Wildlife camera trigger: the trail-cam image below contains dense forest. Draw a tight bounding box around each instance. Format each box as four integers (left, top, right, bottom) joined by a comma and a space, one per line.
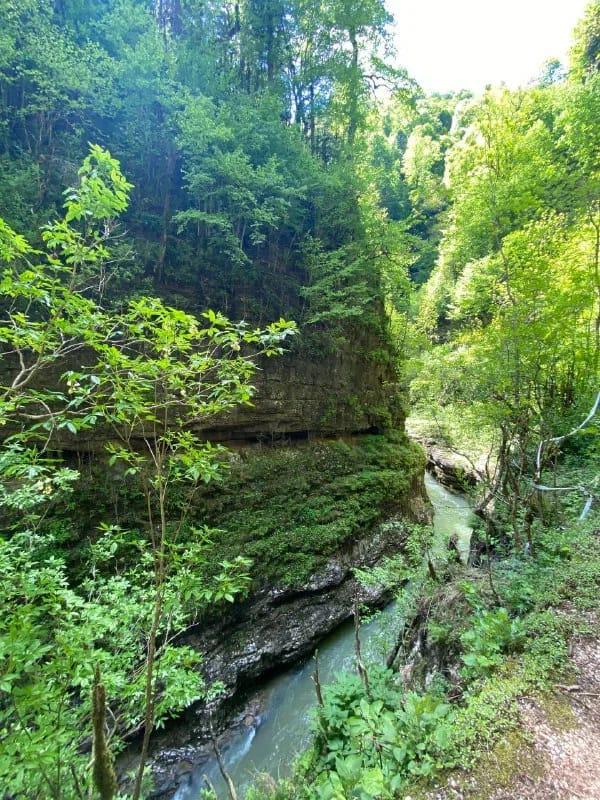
0, 1, 599, 799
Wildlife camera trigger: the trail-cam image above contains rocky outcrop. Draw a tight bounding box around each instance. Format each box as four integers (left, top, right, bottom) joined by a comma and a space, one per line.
422, 440, 479, 491
425, 442, 479, 492
396, 585, 467, 691
405, 422, 481, 492
189, 515, 427, 703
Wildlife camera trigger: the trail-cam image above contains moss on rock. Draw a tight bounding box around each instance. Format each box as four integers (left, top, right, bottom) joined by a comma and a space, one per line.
189, 430, 426, 588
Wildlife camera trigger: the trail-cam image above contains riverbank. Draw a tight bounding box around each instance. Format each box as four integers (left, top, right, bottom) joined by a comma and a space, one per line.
151, 471, 476, 799
422, 609, 600, 800
117, 431, 429, 796
185, 457, 599, 800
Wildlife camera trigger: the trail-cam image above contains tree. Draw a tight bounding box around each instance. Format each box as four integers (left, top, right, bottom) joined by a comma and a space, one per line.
0, 146, 295, 798
570, 0, 600, 80
66, 298, 294, 799
414, 59, 600, 548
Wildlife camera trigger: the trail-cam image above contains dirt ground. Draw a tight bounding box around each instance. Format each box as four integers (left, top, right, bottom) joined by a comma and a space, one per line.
422, 617, 600, 800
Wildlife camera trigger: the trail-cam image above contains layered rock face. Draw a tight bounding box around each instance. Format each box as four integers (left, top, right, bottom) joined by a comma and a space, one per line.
194, 340, 401, 441
0, 330, 400, 448
187, 478, 430, 705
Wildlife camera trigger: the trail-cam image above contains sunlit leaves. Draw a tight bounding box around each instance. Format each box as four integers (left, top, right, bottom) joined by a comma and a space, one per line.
0, 147, 295, 799
417, 78, 600, 439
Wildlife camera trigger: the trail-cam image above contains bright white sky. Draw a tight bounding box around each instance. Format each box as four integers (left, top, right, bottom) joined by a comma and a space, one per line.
389, 0, 589, 94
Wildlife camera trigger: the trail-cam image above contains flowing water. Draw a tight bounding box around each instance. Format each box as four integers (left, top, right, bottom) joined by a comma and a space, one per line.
174, 472, 474, 800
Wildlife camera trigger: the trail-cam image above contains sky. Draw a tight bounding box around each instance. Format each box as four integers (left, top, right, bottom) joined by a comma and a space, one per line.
389, 0, 589, 94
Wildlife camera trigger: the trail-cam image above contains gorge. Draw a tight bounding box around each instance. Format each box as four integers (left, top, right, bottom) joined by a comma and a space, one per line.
0, 2, 599, 800
161, 469, 476, 800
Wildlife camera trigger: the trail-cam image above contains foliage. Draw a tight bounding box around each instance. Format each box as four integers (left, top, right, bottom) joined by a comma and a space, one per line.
0, 0, 416, 351
0, 528, 198, 795
414, 53, 600, 549
570, 0, 600, 80
311, 668, 455, 799
0, 148, 295, 799
460, 608, 525, 681
65, 431, 424, 592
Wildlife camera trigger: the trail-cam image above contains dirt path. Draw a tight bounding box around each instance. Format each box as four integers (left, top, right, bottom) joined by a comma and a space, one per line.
425, 619, 600, 800
496, 630, 600, 800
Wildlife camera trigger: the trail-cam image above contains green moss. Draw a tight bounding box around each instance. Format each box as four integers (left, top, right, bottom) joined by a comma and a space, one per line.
430, 690, 575, 800
53, 430, 424, 593
537, 692, 577, 732
465, 728, 545, 800
189, 431, 425, 588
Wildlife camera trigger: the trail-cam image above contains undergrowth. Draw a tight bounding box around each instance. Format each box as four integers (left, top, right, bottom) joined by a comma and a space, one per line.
242, 476, 600, 800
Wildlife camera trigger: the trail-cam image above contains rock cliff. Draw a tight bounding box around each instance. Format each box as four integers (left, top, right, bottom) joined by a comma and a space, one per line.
0, 330, 400, 448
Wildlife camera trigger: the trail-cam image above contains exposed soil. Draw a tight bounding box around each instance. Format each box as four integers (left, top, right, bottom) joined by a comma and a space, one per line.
424, 614, 600, 800
504, 628, 600, 800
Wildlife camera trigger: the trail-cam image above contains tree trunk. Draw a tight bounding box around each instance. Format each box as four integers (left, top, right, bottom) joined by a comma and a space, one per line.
347, 26, 359, 146
155, 146, 176, 285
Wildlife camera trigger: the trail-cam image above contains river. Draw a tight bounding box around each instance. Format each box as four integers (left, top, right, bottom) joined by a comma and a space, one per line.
173, 472, 474, 799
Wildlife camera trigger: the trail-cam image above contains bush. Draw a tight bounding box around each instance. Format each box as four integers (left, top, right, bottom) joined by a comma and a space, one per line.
460, 608, 525, 681
310, 668, 455, 798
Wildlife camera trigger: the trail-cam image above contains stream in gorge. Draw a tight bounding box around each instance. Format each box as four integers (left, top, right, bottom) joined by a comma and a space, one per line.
173, 472, 475, 800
